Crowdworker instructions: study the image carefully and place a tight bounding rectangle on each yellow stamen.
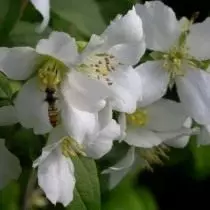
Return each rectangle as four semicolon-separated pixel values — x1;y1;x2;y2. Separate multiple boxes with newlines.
38;56;67;90
126;108;148;127
60;136;86;158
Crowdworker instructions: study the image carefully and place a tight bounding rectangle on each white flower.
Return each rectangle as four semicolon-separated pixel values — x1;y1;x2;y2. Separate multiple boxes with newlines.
30;0;50;32
0;32;109;141
120;99;194;148
33;109;120;206
33;125;77;206
0;138;21;189
103;101;195;189
76;7;145;113
135;1;210;124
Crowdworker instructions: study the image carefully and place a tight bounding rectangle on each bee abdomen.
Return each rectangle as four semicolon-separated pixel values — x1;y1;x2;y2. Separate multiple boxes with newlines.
48;106;59;127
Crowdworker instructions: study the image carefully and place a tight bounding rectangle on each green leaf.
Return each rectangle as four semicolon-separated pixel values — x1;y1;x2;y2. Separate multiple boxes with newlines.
0;0;23;45
190;138;210;179
68;156;101;210
10;21;51;47
0;181;20;210
0;72;13;101
51;0;106;37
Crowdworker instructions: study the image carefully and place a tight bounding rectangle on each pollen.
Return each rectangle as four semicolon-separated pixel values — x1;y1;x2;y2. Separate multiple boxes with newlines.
38;56;67;90
60;137;86;157
126;108;148;127
77;53;120;85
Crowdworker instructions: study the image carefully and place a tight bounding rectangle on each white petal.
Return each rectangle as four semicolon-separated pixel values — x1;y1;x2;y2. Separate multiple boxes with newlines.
125;127;163;148
14;77;52;134
61;102;97;144
176;68;210;125
164;117;192;148
30;0;50;32
135;1;180;51
109;66;142;113
33;125;67;168
136;61;169;106
84;119;120;159
0;139;21;189
79;34;105;60
118;113;127;141
98;101;112;129
66;70;111;103
146;99;187;132
61;71;108;112
36;32;78;66
156;126;196;143
37;148;75;206
0;105;18;126
0;47;38;80
187;17;210;59
102;147;135;189
102;7;144;49
197;124;210;145
108;37;146;65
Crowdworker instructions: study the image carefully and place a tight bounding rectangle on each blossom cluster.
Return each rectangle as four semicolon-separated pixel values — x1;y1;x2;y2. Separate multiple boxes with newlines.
1;0;210;206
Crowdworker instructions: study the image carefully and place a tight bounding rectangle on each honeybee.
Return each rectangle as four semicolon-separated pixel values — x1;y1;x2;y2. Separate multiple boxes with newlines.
45;87;59;127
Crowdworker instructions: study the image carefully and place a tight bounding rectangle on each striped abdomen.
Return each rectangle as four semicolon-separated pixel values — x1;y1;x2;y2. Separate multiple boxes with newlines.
48;104;58;127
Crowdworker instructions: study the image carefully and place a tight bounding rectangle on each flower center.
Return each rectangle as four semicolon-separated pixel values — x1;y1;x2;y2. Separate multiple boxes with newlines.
162;44;188;79
77;53;120;85
126;109;148;127
60;137;86;157
38;56;67;89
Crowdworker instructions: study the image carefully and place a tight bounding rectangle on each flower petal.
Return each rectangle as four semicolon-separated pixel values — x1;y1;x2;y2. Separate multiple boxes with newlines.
0;47;38;80
0;139;21;189
118;113;127;140
36;32;78;66
14;77;52;134
61;102;97;144
163;117;192;148
109;65;142;113
61;71;108;112
66;70;111;101
108;38;146;65
102;147;135;189
125;127;163;148
36;148;75;206
176;68;210;125
102;7;144;47
156;126;196;144
33;125;67;168
84;119;120;159
136;61;169;106
146;99;187;132
30;0;50;32
197;124;210;145
135;1;180;51
0;105;18;126
187;17;210;59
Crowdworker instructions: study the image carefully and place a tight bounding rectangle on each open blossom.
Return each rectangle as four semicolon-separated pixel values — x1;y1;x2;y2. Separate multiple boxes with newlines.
33;104;120;206
135;1;210;125
76;7;145;113
30;0;50;32
119;99;194;148
103;99;195;189
0;138;21;189
0;32;110;142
